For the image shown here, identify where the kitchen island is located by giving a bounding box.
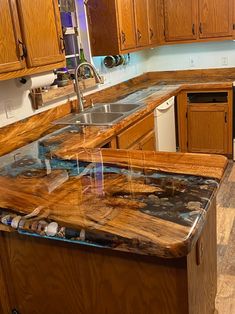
[0,127,227,314]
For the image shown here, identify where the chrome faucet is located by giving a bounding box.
[74,62,103,112]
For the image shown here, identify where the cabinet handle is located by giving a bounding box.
[18,40,27,60]
[60,36,65,53]
[137,29,142,41]
[192,24,195,35]
[121,31,126,44]
[225,112,227,123]
[150,28,154,40]
[199,23,203,34]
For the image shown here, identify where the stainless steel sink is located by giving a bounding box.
[53,102,145,126]
[91,103,142,113]
[53,112,124,126]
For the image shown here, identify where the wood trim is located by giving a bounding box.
[177,91,188,152]
[227,89,233,155]
[147,67,235,81]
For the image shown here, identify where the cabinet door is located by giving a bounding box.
[117,0,136,50]
[0,0,25,73]
[147,0,160,45]
[199,0,233,38]
[188,104,228,154]
[163,0,198,41]
[134,0,149,47]
[129,131,156,151]
[140,131,156,151]
[117,114,154,149]
[16,0,64,67]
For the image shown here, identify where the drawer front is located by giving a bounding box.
[117,113,154,149]
[129,130,156,151]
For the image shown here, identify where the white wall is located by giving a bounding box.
[1,40,235,128]
[145,41,235,71]
[92,51,147,89]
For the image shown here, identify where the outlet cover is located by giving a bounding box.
[221,57,228,66]
[4,99,15,119]
[189,56,196,67]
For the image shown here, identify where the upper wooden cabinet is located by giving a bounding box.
[117,0,136,50]
[163,0,233,43]
[134,0,149,47]
[0,0,65,80]
[148,0,161,44]
[164,0,198,41]
[17,0,65,67]
[198,0,233,38]
[87,0,161,56]
[0,0,25,73]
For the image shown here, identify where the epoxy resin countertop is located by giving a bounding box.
[0,127,227,258]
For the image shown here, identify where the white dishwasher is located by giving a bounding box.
[154,96,176,152]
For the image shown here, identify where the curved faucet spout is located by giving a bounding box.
[74,62,102,112]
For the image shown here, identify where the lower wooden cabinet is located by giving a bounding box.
[0,199,217,314]
[188,104,228,154]
[129,130,156,151]
[117,113,156,151]
[177,89,233,155]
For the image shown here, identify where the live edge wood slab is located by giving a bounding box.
[0,145,227,314]
[0,143,227,259]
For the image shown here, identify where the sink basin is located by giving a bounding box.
[53,102,146,126]
[53,112,124,126]
[91,103,143,113]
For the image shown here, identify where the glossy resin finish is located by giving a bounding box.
[0,127,227,258]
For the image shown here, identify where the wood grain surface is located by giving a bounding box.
[0,68,235,158]
[55,148,228,180]
[0,147,227,258]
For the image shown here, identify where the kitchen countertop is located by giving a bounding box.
[0,70,234,157]
[0,72,230,258]
[0,127,227,258]
[24,79,234,153]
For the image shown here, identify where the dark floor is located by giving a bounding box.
[215,161,235,313]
